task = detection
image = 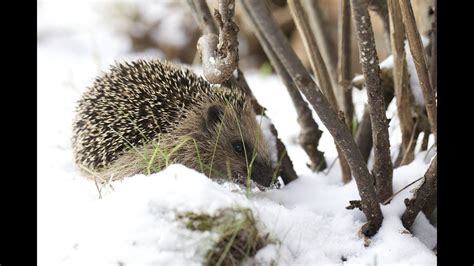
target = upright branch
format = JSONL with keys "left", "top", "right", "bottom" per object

{"left": 355, "top": 83, "right": 394, "bottom": 163}
{"left": 248, "top": 4, "right": 327, "bottom": 172}
{"left": 387, "top": 0, "right": 415, "bottom": 166}
{"left": 337, "top": 0, "right": 355, "bottom": 129}
{"left": 430, "top": 0, "right": 437, "bottom": 93}
{"left": 401, "top": 154, "right": 437, "bottom": 230}
{"left": 304, "top": 0, "right": 338, "bottom": 78}
{"left": 288, "top": 0, "right": 351, "bottom": 183}
{"left": 399, "top": 0, "right": 437, "bottom": 142}
{"left": 186, "top": 0, "right": 218, "bottom": 35}
{"left": 288, "top": 0, "right": 338, "bottom": 110}
{"left": 242, "top": 0, "right": 383, "bottom": 237}
{"left": 197, "top": 0, "right": 239, "bottom": 83}
{"left": 368, "top": 0, "right": 391, "bottom": 51}
{"left": 351, "top": 0, "right": 393, "bottom": 203}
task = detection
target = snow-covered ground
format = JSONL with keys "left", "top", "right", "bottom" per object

{"left": 38, "top": 1, "right": 436, "bottom": 265}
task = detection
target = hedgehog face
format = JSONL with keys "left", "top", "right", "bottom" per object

{"left": 199, "top": 102, "right": 275, "bottom": 190}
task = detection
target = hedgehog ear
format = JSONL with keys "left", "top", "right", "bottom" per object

{"left": 204, "top": 104, "right": 224, "bottom": 129}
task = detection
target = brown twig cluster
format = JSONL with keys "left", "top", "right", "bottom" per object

{"left": 186, "top": 0, "right": 436, "bottom": 240}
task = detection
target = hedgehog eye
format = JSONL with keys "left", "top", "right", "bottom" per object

{"left": 232, "top": 141, "right": 244, "bottom": 155}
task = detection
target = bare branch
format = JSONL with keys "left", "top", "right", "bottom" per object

{"left": 186, "top": 0, "right": 218, "bottom": 35}
{"left": 197, "top": 0, "right": 239, "bottom": 83}
{"left": 304, "top": 0, "right": 338, "bottom": 78}
{"left": 351, "top": 0, "right": 393, "bottom": 202}
{"left": 387, "top": 0, "right": 415, "bottom": 166}
{"left": 248, "top": 4, "right": 327, "bottom": 172}
{"left": 288, "top": 0, "right": 338, "bottom": 111}
{"left": 338, "top": 0, "right": 355, "bottom": 128}
{"left": 355, "top": 83, "right": 394, "bottom": 163}
{"left": 430, "top": 1, "right": 437, "bottom": 93}
{"left": 399, "top": 0, "right": 437, "bottom": 142}
{"left": 242, "top": 0, "right": 383, "bottom": 237}
{"left": 401, "top": 154, "right": 437, "bottom": 229}
{"left": 289, "top": 0, "right": 350, "bottom": 178}
{"left": 368, "top": 0, "right": 391, "bottom": 51}
{"left": 337, "top": 0, "right": 355, "bottom": 184}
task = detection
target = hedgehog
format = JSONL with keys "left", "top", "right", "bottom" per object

{"left": 72, "top": 59, "right": 275, "bottom": 189}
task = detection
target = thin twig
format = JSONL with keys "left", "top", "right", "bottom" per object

{"left": 288, "top": 0, "right": 350, "bottom": 181}
{"left": 323, "top": 156, "right": 340, "bottom": 176}
{"left": 399, "top": 0, "right": 437, "bottom": 142}
{"left": 337, "top": 0, "right": 355, "bottom": 128}
{"left": 388, "top": 0, "right": 416, "bottom": 166}
{"left": 382, "top": 176, "right": 423, "bottom": 205}
{"left": 304, "top": 0, "right": 337, "bottom": 81}
{"left": 289, "top": 0, "right": 338, "bottom": 110}
{"left": 424, "top": 143, "right": 437, "bottom": 161}
{"left": 430, "top": 0, "right": 437, "bottom": 93}
{"left": 337, "top": 0, "right": 355, "bottom": 184}
{"left": 186, "top": 0, "right": 218, "bottom": 35}
{"left": 400, "top": 117, "right": 419, "bottom": 165}
{"left": 368, "top": 0, "right": 391, "bottom": 52}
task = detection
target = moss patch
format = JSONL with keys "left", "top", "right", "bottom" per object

{"left": 177, "top": 207, "right": 270, "bottom": 265}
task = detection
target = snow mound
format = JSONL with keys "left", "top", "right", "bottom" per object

{"left": 41, "top": 158, "right": 436, "bottom": 265}
{"left": 51, "top": 165, "right": 259, "bottom": 265}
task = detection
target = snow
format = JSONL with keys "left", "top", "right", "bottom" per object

{"left": 352, "top": 34, "right": 431, "bottom": 107}
{"left": 380, "top": 54, "right": 394, "bottom": 69}
{"left": 38, "top": 2, "right": 436, "bottom": 265}
{"left": 406, "top": 35, "right": 431, "bottom": 106}
{"left": 256, "top": 115, "right": 278, "bottom": 165}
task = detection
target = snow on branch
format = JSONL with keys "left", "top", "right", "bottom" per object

{"left": 196, "top": 0, "right": 239, "bottom": 84}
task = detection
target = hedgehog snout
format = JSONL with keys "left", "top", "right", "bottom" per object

{"left": 249, "top": 161, "right": 274, "bottom": 188}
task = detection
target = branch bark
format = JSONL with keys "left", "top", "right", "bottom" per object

{"left": 399, "top": 0, "right": 437, "bottom": 142}
{"left": 288, "top": 0, "right": 350, "bottom": 180}
{"left": 196, "top": 0, "right": 239, "bottom": 83}
{"left": 304, "top": 0, "right": 338, "bottom": 78}
{"left": 288, "top": 0, "right": 338, "bottom": 111}
{"left": 337, "top": 0, "right": 355, "bottom": 184}
{"left": 338, "top": 0, "right": 355, "bottom": 129}
{"left": 430, "top": 0, "right": 437, "bottom": 93}
{"left": 401, "top": 154, "right": 437, "bottom": 229}
{"left": 247, "top": 3, "right": 327, "bottom": 172}
{"left": 368, "top": 0, "right": 391, "bottom": 52}
{"left": 186, "top": 0, "right": 218, "bottom": 35}
{"left": 355, "top": 82, "right": 394, "bottom": 163}
{"left": 387, "top": 0, "right": 415, "bottom": 166}
{"left": 351, "top": 0, "right": 393, "bottom": 203}
{"left": 242, "top": 0, "right": 383, "bottom": 236}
